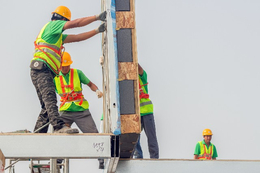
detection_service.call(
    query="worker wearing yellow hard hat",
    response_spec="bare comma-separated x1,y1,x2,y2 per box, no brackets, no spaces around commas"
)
30,5,107,134
53,52,104,169
194,129,218,160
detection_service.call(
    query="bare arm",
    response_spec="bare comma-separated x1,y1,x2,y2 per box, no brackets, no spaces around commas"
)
87,81,98,92
63,16,97,30
63,30,97,43
138,64,144,75
194,155,199,159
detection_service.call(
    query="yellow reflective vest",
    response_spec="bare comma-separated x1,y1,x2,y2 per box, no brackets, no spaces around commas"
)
198,141,214,160
32,22,63,74
139,76,153,115
54,69,89,111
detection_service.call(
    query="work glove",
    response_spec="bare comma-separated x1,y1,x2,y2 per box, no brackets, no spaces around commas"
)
96,89,103,98
96,23,106,33
96,11,107,21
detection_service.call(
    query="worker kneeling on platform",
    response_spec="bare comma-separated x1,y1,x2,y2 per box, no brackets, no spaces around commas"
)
194,129,218,160
54,52,105,169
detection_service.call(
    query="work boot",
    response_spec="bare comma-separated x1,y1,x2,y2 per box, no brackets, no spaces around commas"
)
54,125,79,134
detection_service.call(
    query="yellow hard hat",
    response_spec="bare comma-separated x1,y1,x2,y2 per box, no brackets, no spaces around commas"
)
62,52,73,66
52,6,71,21
202,129,213,136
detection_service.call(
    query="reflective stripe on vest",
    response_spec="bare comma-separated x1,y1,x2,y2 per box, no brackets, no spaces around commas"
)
198,141,214,160
33,22,64,74
140,101,153,107
54,69,89,111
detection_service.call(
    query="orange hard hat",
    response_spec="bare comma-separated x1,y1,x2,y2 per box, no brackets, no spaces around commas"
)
52,6,71,21
62,52,73,66
202,129,213,136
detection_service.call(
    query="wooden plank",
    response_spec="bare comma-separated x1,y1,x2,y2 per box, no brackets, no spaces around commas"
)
130,0,141,124
118,62,137,80
0,149,5,171
121,114,141,134
116,12,135,29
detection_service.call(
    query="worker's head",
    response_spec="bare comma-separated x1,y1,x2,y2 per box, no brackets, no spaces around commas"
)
51,6,71,21
61,52,73,74
202,129,213,143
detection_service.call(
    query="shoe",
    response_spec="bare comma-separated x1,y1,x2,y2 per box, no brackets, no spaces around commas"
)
54,125,79,134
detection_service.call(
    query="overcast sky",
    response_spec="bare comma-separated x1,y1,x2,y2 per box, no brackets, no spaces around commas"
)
1,0,260,172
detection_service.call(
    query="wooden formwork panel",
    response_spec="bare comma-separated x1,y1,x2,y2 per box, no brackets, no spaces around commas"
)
116,12,135,29
121,114,141,134
115,0,140,158
118,62,137,80
0,149,5,170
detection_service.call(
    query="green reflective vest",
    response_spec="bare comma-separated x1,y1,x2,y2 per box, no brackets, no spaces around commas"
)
32,22,63,74
139,76,153,115
54,69,89,111
198,141,214,160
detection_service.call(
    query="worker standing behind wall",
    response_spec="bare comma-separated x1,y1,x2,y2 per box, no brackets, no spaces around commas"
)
54,52,105,169
194,129,218,160
30,6,106,133
133,64,159,159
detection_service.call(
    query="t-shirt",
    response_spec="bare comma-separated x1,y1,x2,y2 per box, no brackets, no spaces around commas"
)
41,20,68,44
194,140,218,159
54,69,90,112
139,70,148,93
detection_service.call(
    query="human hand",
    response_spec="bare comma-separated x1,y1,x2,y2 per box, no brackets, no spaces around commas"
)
95,23,106,33
96,11,107,21
96,90,103,98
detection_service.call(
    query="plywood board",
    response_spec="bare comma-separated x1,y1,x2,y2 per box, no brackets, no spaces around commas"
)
0,149,5,171
121,114,141,134
118,62,137,80
116,12,135,29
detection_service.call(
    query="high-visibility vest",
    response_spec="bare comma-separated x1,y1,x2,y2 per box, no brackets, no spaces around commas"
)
54,68,89,111
32,22,64,74
198,141,214,160
139,76,153,114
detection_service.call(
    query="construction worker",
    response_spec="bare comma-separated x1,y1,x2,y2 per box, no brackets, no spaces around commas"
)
53,52,104,169
133,64,159,159
194,129,218,160
30,6,106,133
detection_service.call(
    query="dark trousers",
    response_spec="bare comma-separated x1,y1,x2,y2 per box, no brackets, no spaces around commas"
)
59,110,98,133
134,114,159,159
30,66,64,132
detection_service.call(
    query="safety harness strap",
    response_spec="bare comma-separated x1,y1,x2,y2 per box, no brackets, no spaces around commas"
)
34,41,64,74
139,82,150,99
59,69,83,107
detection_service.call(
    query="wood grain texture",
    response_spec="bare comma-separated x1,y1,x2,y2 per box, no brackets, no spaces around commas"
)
0,149,5,168
121,114,141,134
118,62,137,80
116,12,135,29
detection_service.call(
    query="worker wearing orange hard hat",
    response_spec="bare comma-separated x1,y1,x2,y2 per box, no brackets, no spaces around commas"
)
194,129,218,160
54,52,104,169
30,6,106,134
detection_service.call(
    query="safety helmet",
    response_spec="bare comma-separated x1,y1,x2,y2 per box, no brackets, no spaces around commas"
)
62,52,73,66
52,6,71,21
202,129,213,136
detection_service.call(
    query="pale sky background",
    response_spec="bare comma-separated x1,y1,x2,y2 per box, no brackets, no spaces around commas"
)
1,0,260,172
